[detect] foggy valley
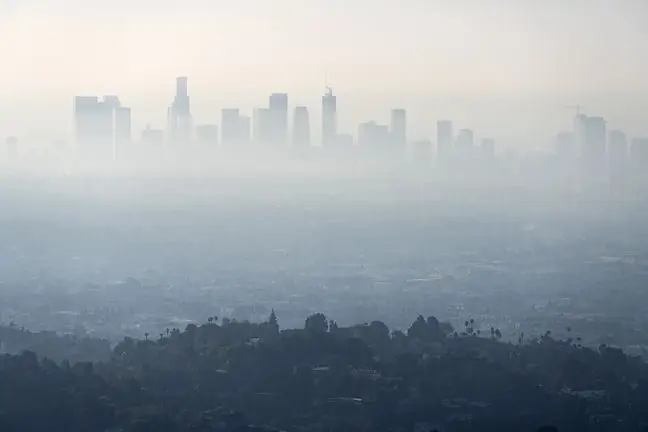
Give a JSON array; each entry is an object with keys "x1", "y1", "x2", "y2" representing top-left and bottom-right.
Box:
[{"x1": 3, "y1": 1, "x2": 648, "y2": 430}]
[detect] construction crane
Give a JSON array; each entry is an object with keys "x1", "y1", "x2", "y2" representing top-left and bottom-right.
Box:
[{"x1": 561, "y1": 104, "x2": 586, "y2": 118}]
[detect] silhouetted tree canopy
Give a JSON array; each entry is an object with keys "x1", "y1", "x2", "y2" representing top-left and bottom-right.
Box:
[{"x1": 0, "y1": 312, "x2": 646, "y2": 431}]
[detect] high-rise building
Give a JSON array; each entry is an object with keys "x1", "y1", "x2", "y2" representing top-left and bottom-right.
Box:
[
  {"x1": 239, "y1": 116, "x2": 251, "y2": 145},
  {"x1": 576, "y1": 115, "x2": 607, "y2": 189},
  {"x1": 455, "y1": 129, "x2": 474, "y2": 156},
  {"x1": 630, "y1": 137, "x2": 648, "y2": 188},
  {"x1": 74, "y1": 95, "x2": 124, "y2": 160},
  {"x1": 221, "y1": 109, "x2": 241, "y2": 146},
  {"x1": 390, "y1": 109, "x2": 407, "y2": 149},
  {"x1": 608, "y1": 130, "x2": 628, "y2": 192},
  {"x1": 268, "y1": 93, "x2": 288, "y2": 146},
  {"x1": 167, "y1": 76, "x2": 193, "y2": 144},
  {"x1": 358, "y1": 121, "x2": 390, "y2": 150},
  {"x1": 196, "y1": 124, "x2": 219, "y2": 146},
  {"x1": 292, "y1": 106, "x2": 311, "y2": 146},
  {"x1": 436, "y1": 120, "x2": 453, "y2": 162},
  {"x1": 100, "y1": 97, "x2": 132, "y2": 161},
  {"x1": 322, "y1": 87, "x2": 337, "y2": 147},
  {"x1": 253, "y1": 108, "x2": 271, "y2": 145}
]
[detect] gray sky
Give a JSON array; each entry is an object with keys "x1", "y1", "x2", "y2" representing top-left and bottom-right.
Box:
[{"x1": 1, "y1": 0, "x2": 647, "y2": 145}]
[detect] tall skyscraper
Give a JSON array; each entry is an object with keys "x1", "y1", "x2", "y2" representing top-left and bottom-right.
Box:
[
  {"x1": 253, "y1": 108, "x2": 271, "y2": 145},
  {"x1": 608, "y1": 130, "x2": 628, "y2": 192},
  {"x1": 576, "y1": 114, "x2": 607, "y2": 190},
  {"x1": 239, "y1": 116, "x2": 251, "y2": 145},
  {"x1": 455, "y1": 129, "x2": 474, "y2": 157},
  {"x1": 292, "y1": 106, "x2": 311, "y2": 146},
  {"x1": 100, "y1": 96, "x2": 131, "y2": 161},
  {"x1": 436, "y1": 120, "x2": 453, "y2": 162},
  {"x1": 74, "y1": 95, "x2": 127, "y2": 161},
  {"x1": 167, "y1": 76, "x2": 193, "y2": 144},
  {"x1": 268, "y1": 93, "x2": 288, "y2": 146},
  {"x1": 322, "y1": 87, "x2": 337, "y2": 147},
  {"x1": 390, "y1": 109, "x2": 407, "y2": 149},
  {"x1": 221, "y1": 109, "x2": 241, "y2": 146},
  {"x1": 630, "y1": 137, "x2": 648, "y2": 188},
  {"x1": 358, "y1": 121, "x2": 390, "y2": 150}
]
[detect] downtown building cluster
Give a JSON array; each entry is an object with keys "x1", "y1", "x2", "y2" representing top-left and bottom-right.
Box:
[
  {"x1": 2, "y1": 75, "x2": 648, "y2": 194},
  {"x1": 65, "y1": 77, "x2": 497, "y2": 165}
]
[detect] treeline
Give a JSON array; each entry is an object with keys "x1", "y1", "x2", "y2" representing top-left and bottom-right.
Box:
[{"x1": 1, "y1": 312, "x2": 647, "y2": 431}]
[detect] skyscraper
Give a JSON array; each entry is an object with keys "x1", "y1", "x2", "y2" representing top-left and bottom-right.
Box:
[
  {"x1": 576, "y1": 114, "x2": 607, "y2": 190},
  {"x1": 322, "y1": 87, "x2": 337, "y2": 147},
  {"x1": 358, "y1": 121, "x2": 390, "y2": 150},
  {"x1": 455, "y1": 129, "x2": 474, "y2": 157},
  {"x1": 239, "y1": 115, "x2": 251, "y2": 145},
  {"x1": 436, "y1": 120, "x2": 453, "y2": 162},
  {"x1": 74, "y1": 95, "x2": 123, "y2": 161},
  {"x1": 100, "y1": 96, "x2": 131, "y2": 161},
  {"x1": 168, "y1": 76, "x2": 193, "y2": 144},
  {"x1": 390, "y1": 109, "x2": 407, "y2": 150},
  {"x1": 268, "y1": 93, "x2": 288, "y2": 146},
  {"x1": 221, "y1": 109, "x2": 241, "y2": 146},
  {"x1": 630, "y1": 137, "x2": 648, "y2": 188},
  {"x1": 292, "y1": 106, "x2": 311, "y2": 146},
  {"x1": 253, "y1": 108, "x2": 271, "y2": 145},
  {"x1": 608, "y1": 130, "x2": 628, "y2": 192}
]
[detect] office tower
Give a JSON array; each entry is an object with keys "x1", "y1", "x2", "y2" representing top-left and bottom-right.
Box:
[
  {"x1": 268, "y1": 93, "x2": 288, "y2": 146},
  {"x1": 481, "y1": 138, "x2": 495, "y2": 159},
  {"x1": 6, "y1": 136, "x2": 18, "y2": 159},
  {"x1": 239, "y1": 116, "x2": 251, "y2": 145},
  {"x1": 608, "y1": 130, "x2": 628, "y2": 192},
  {"x1": 576, "y1": 115, "x2": 607, "y2": 189},
  {"x1": 74, "y1": 95, "x2": 120, "y2": 160},
  {"x1": 630, "y1": 137, "x2": 648, "y2": 188},
  {"x1": 253, "y1": 108, "x2": 271, "y2": 145},
  {"x1": 455, "y1": 129, "x2": 474, "y2": 155},
  {"x1": 358, "y1": 121, "x2": 390, "y2": 149},
  {"x1": 196, "y1": 124, "x2": 219, "y2": 146},
  {"x1": 141, "y1": 125, "x2": 165, "y2": 147},
  {"x1": 292, "y1": 106, "x2": 311, "y2": 146},
  {"x1": 167, "y1": 76, "x2": 193, "y2": 144},
  {"x1": 411, "y1": 139, "x2": 432, "y2": 163},
  {"x1": 322, "y1": 86, "x2": 337, "y2": 147},
  {"x1": 436, "y1": 120, "x2": 453, "y2": 162},
  {"x1": 101, "y1": 97, "x2": 132, "y2": 161},
  {"x1": 390, "y1": 109, "x2": 407, "y2": 149},
  {"x1": 221, "y1": 109, "x2": 241, "y2": 146}
]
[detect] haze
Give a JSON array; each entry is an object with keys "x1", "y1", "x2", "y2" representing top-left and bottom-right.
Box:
[{"x1": 1, "y1": 0, "x2": 648, "y2": 143}]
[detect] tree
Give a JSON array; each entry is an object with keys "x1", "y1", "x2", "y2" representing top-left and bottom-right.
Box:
[{"x1": 305, "y1": 313, "x2": 328, "y2": 333}]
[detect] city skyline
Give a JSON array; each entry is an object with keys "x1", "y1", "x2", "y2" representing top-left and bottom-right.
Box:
[{"x1": 2, "y1": 1, "x2": 648, "y2": 144}]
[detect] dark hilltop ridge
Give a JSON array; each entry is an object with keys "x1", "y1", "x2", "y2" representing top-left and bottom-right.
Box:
[{"x1": 1, "y1": 312, "x2": 647, "y2": 432}]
